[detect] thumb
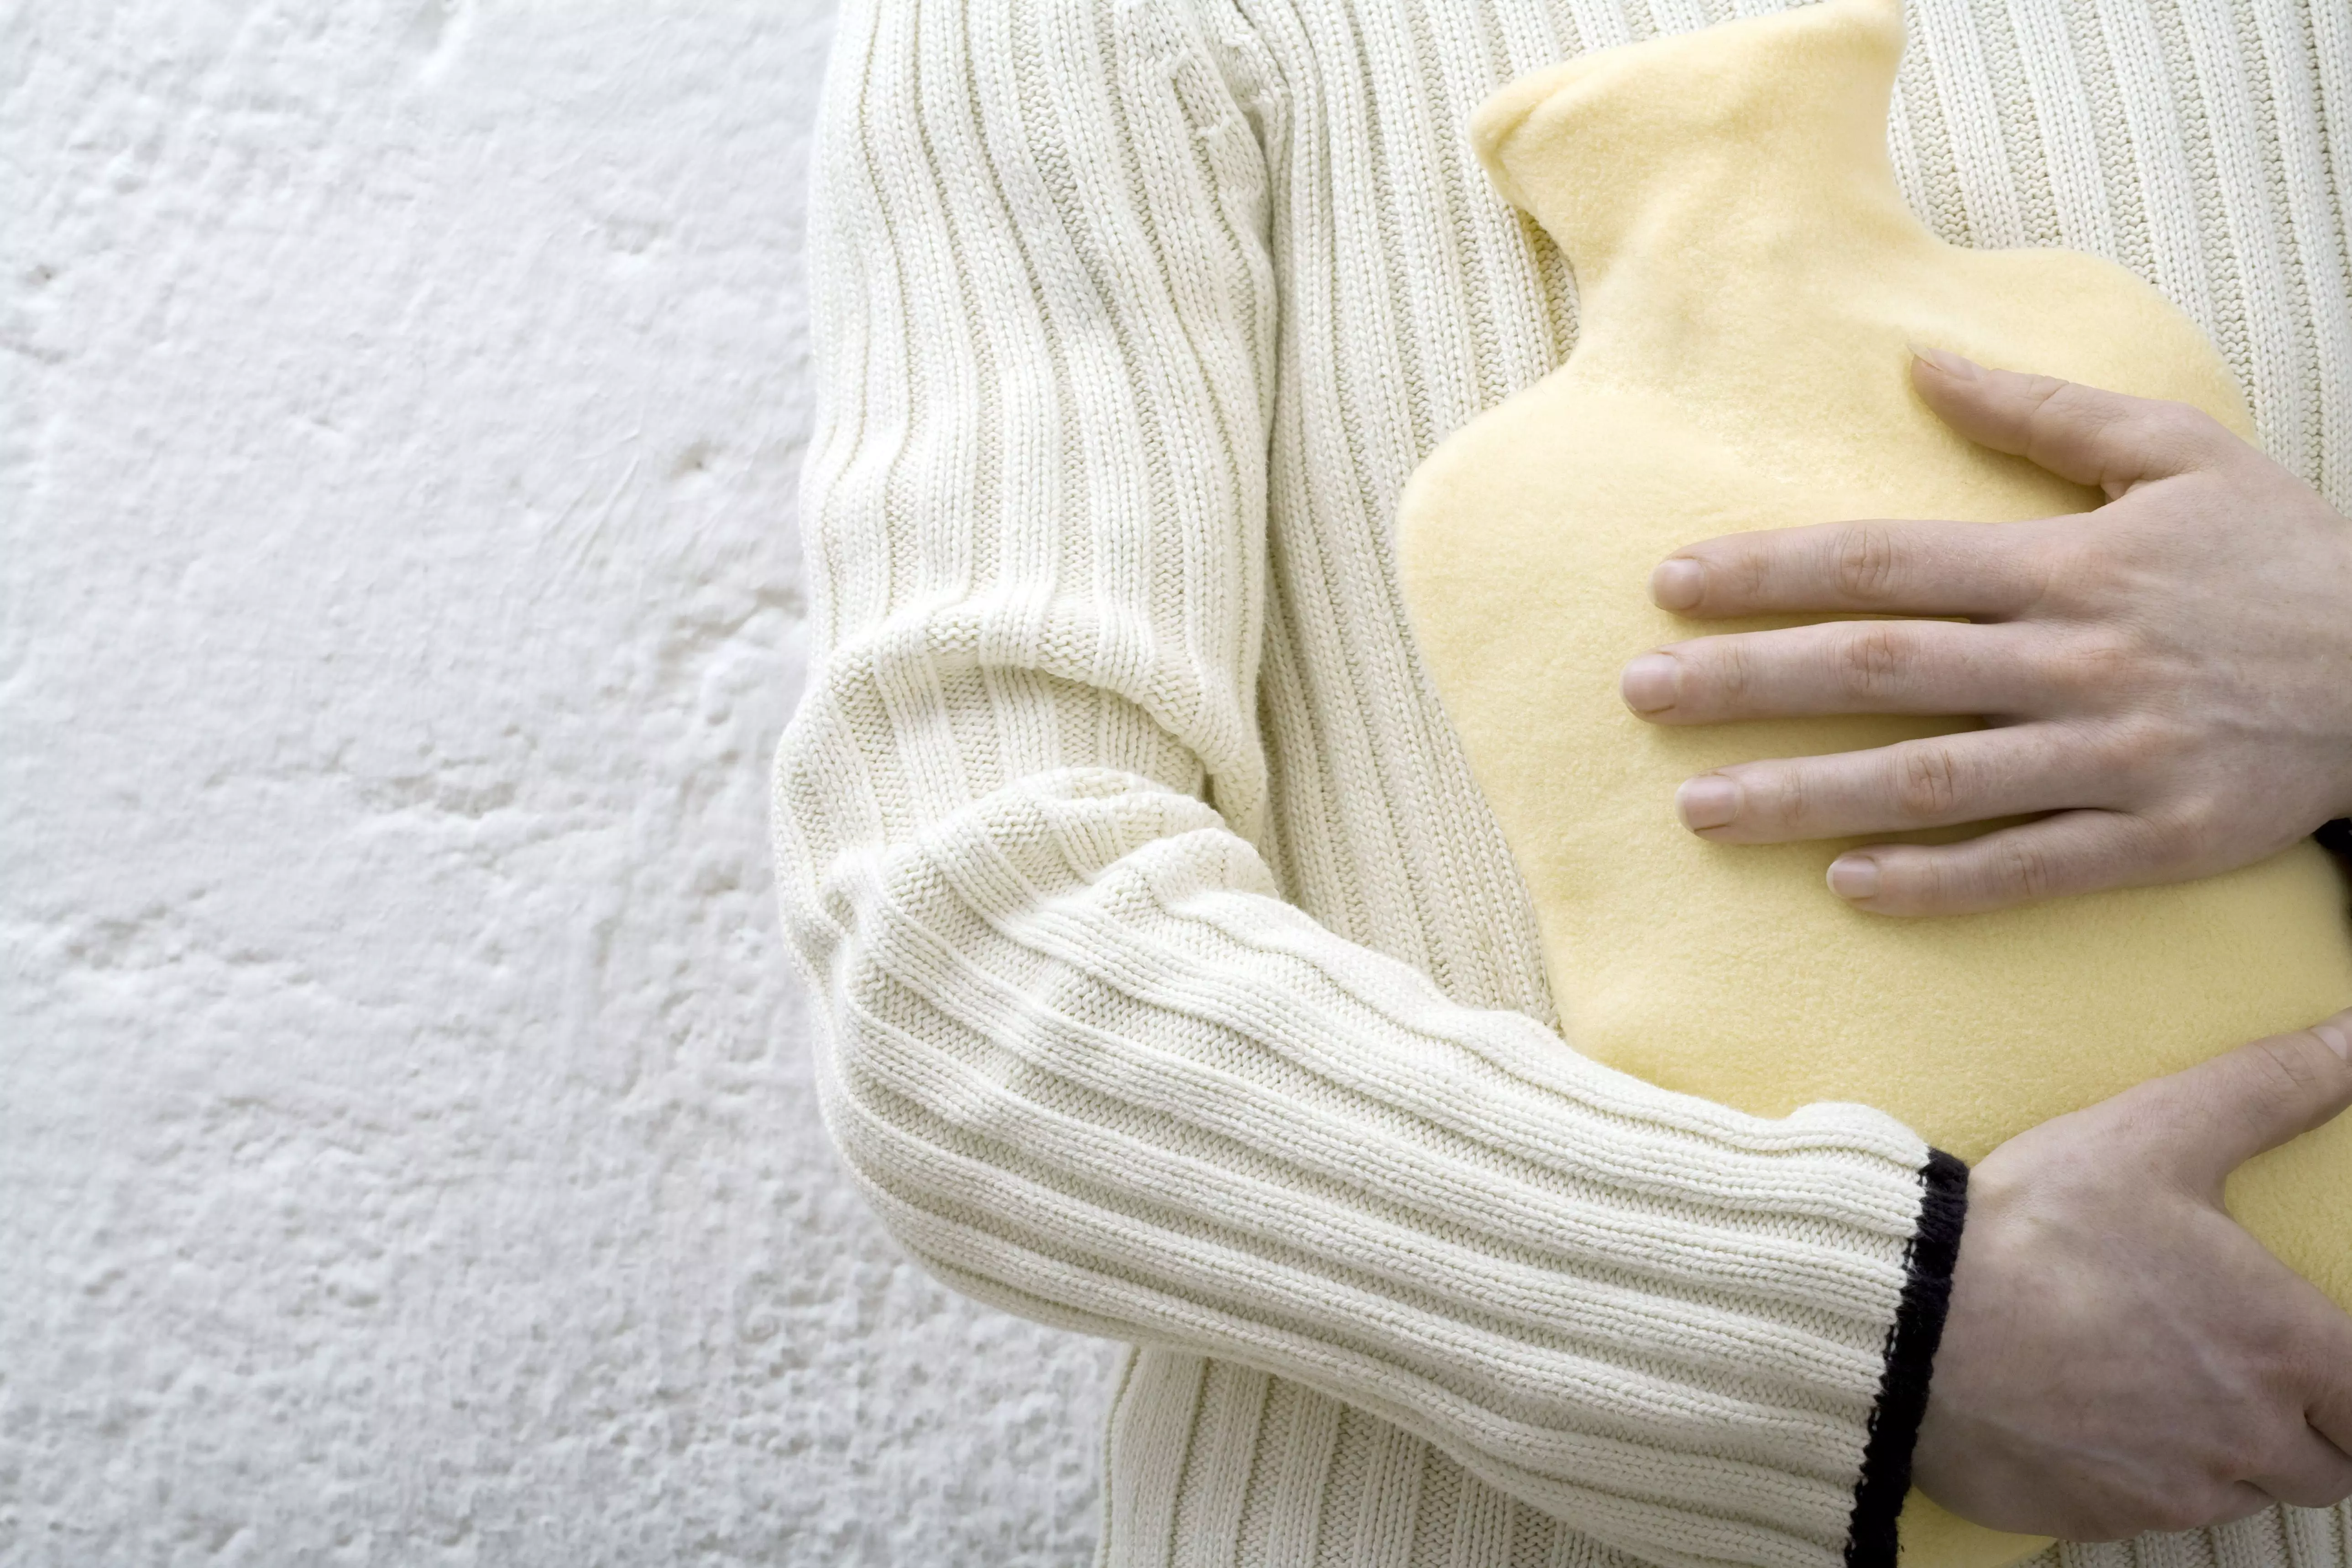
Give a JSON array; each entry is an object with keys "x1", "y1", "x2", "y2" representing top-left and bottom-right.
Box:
[
  {"x1": 1909, "y1": 347, "x2": 2235, "y2": 498},
  {"x1": 2149, "y1": 1009, "x2": 2352, "y2": 1198}
]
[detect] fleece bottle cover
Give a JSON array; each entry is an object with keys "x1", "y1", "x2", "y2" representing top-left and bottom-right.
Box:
[{"x1": 1394, "y1": 1, "x2": 2352, "y2": 1563}]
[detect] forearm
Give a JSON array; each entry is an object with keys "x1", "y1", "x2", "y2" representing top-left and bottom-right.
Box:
[{"x1": 778, "y1": 655, "x2": 1961, "y2": 1568}]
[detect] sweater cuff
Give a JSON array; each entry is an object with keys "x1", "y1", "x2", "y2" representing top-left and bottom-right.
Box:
[{"x1": 1845, "y1": 1149, "x2": 1970, "y2": 1568}]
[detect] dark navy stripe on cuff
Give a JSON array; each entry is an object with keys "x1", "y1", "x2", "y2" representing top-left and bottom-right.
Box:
[{"x1": 1845, "y1": 1147, "x2": 1970, "y2": 1568}]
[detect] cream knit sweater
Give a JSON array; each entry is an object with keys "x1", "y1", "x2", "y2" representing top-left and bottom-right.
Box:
[{"x1": 774, "y1": 1, "x2": 2352, "y2": 1565}]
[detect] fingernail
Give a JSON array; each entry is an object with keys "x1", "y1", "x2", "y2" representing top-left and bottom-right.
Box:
[
  {"x1": 1676, "y1": 775, "x2": 1741, "y2": 831},
  {"x1": 1651, "y1": 559, "x2": 1704, "y2": 611},
  {"x1": 2317, "y1": 1019, "x2": 2352, "y2": 1063},
  {"x1": 1828, "y1": 854, "x2": 1882, "y2": 900},
  {"x1": 1621, "y1": 653, "x2": 1680, "y2": 714},
  {"x1": 1908, "y1": 343, "x2": 1981, "y2": 380}
]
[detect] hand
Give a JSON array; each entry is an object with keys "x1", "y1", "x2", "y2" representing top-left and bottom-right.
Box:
[
  {"x1": 1618, "y1": 350, "x2": 2352, "y2": 916},
  {"x1": 1912, "y1": 1009, "x2": 2352, "y2": 1538}
]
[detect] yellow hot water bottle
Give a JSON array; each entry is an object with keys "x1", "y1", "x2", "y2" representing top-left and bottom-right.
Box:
[{"x1": 1393, "y1": 2, "x2": 2352, "y2": 1564}]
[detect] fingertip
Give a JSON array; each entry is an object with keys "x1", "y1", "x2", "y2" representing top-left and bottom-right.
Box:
[
  {"x1": 1676, "y1": 774, "x2": 1741, "y2": 831},
  {"x1": 1908, "y1": 343, "x2": 1982, "y2": 383},
  {"x1": 1620, "y1": 653, "x2": 1680, "y2": 715},
  {"x1": 1823, "y1": 846, "x2": 1970, "y2": 918},
  {"x1": 1650, "y1": 558, "x2": 1704, "y2": 612},
  {"x1": 1827, "y1": 854, "x2": 1882, "y2": 901}
]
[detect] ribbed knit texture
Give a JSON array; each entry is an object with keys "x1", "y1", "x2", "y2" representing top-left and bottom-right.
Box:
[{"x1": 775, "y1": 1, "x2": 2352, "y2": 1564}]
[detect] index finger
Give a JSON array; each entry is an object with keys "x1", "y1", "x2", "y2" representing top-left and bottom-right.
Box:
[
  {"x1": 2153, "y1": 1011, "x2": 2352, "y2": 1199},
  {"x1": 1909, "y1": 351, "x2": 2242, "y2": 496},
  {"x1": 1651, "y1": 517, "x2": 2058, "y2": 620}
]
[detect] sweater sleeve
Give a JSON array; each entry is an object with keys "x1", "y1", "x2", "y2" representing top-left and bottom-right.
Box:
[{"x1": 775, "y1": 4, "x2": 1959, "y2": 1565}]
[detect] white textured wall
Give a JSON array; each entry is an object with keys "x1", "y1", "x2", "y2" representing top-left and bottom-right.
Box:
[{"x1": 0, "y1": 5, "x2": 1117, "y2": 1563}]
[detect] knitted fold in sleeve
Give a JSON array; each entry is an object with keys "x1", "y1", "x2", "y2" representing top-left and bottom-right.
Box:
[{"x1": 777, "y1": 3, "x2": 1960, "y2": 1564}]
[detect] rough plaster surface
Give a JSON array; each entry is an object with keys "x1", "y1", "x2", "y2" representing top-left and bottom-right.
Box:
[{"x1": 0, "y1": 5, "x2": 1117, "y2": 1563}]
